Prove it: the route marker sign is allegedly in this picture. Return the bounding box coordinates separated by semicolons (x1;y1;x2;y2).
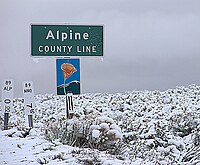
31;24;103;57
23;81;35;127
1;79;14;130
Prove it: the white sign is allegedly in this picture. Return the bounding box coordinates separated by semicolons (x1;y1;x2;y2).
1;79;14;114
23;81;35;116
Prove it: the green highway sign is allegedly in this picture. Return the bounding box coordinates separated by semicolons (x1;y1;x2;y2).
31;24;103;57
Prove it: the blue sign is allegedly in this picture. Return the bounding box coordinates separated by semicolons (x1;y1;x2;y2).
56;59;80;95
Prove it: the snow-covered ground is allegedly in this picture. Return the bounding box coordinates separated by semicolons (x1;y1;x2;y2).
1;84;200;164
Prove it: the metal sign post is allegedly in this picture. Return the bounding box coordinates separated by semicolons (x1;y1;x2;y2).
1;79;14;130
23;81;35;127
66;92;73;119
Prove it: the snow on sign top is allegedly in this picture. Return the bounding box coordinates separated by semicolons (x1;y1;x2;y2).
31;24;104;57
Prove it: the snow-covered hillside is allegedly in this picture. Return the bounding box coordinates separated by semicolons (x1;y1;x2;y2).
1;84;200;164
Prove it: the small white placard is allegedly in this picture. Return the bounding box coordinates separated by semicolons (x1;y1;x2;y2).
1;79;14;114
23;81;35;116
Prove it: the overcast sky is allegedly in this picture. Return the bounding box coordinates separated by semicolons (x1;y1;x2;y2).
1;0;200;97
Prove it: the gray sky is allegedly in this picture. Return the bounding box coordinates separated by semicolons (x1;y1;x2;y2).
1;0;200;97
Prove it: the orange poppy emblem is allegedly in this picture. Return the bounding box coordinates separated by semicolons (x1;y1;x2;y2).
61;63;77;79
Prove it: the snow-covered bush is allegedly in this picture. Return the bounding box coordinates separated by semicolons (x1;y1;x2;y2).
43;109;122;152
169;110;200;137
89;115;122;150
43;117;66;142
193;130;200;146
